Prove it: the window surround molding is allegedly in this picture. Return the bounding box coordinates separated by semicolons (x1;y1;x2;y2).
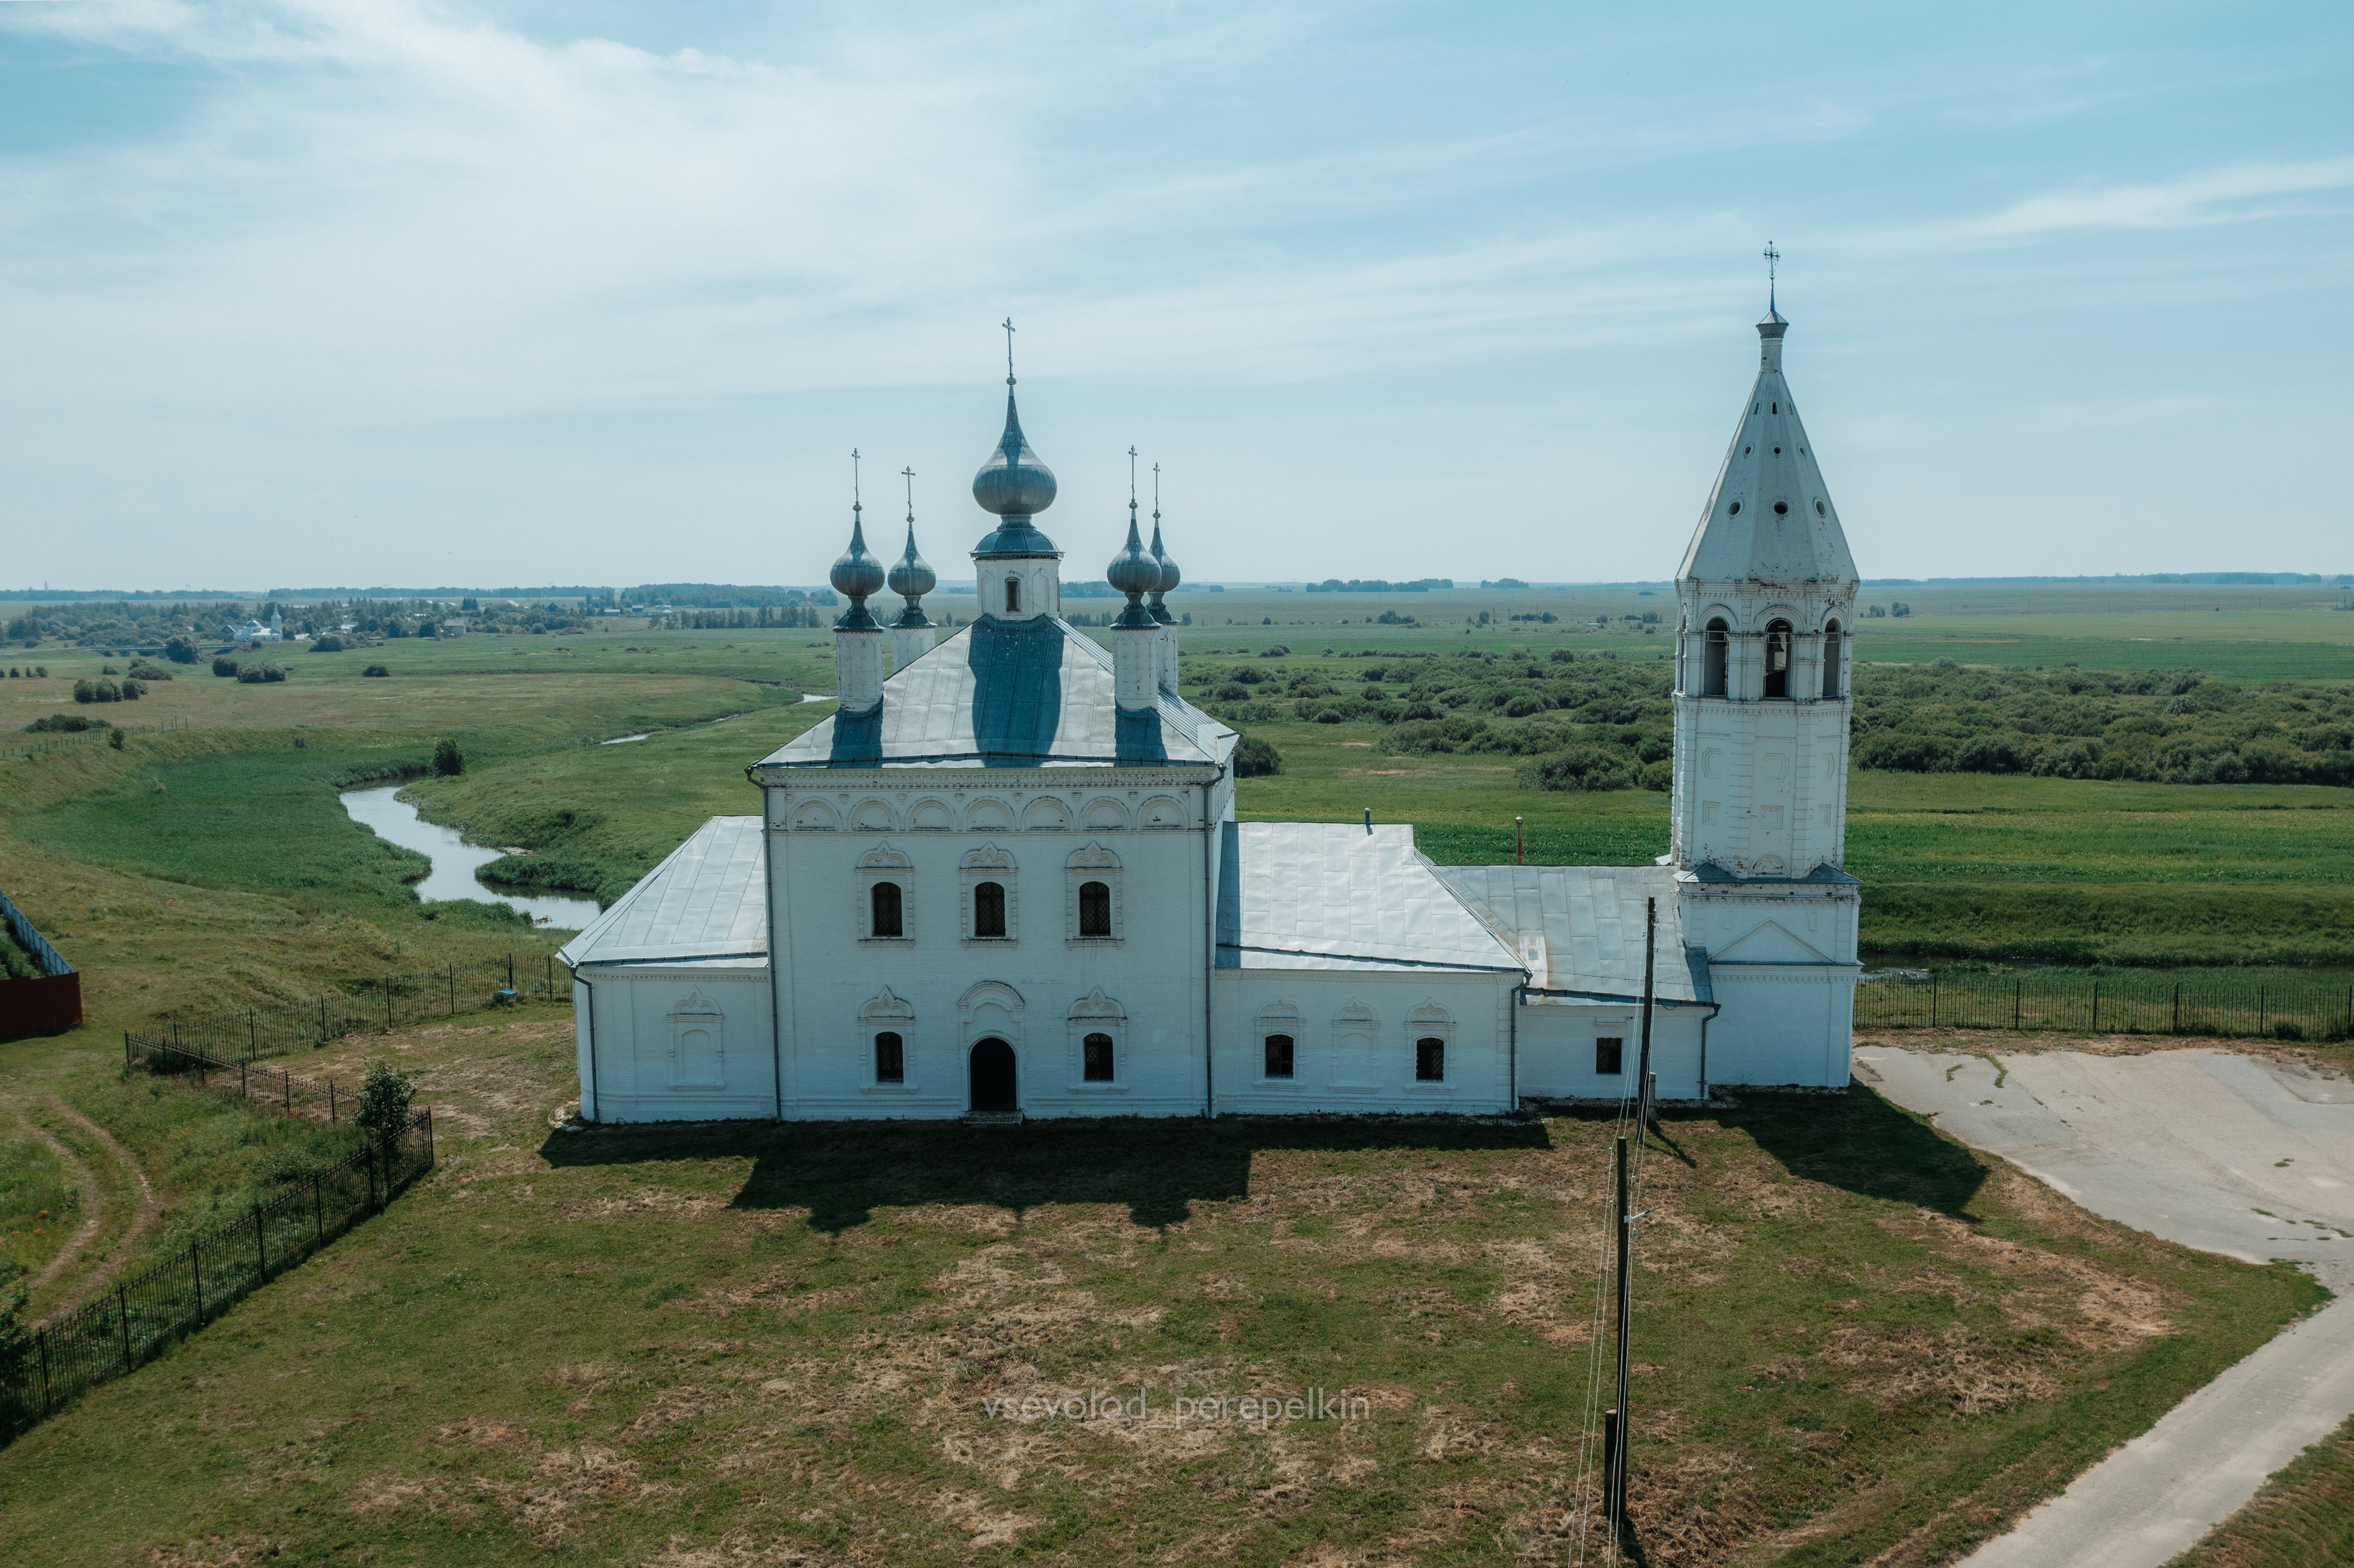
856;842;915;945
1064;841;1123;946
1405;1001;1455;1094
666;989;727;1090
859;987;918;1094
1253;1001;1304;1090
1328;1000;1379;1094
1064;988;1128;1093
960;841;1018;946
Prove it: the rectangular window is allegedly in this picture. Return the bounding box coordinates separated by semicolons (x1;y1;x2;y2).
875;1031;904;1084
1083;1032;1114;1082
1263;1033;1294;1079
1415;1036;1445;1082
973;880;1007;938
870;880;903;937
1595;1036;1623;1075
1078;880;1112;937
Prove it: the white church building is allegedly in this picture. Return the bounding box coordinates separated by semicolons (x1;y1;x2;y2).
558;298;1862;1121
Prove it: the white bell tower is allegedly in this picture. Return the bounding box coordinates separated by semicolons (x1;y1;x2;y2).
1667;255;1863;1089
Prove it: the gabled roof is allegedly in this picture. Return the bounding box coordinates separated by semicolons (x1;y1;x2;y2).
755;617;1231;770
1216;823;1526;973
558;816;767;967
1678;312;1858;588
1434;864;1711;1004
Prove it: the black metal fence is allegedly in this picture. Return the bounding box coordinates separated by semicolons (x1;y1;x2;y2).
1856;972;2354;1042
0;1107;433;1437
152;951;569;1062
125;1030;388;1124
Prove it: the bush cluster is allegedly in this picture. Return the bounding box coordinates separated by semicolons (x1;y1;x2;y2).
71;677;143;703
23;713;95;733
235;664;288;684
1851;664;2354;785
6;667;50;678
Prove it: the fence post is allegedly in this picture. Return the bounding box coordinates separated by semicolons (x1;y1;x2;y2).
2260;988;2267;1038
240;1060;248;1098
119;1284;133;1373
37;1327;50;1410
254;1203;267;1280
2174;983;2182;1035
314;1175;324;1244
2014;979;2021;1031
248;1007;256;1060
2092;982;2100;1034
329;1081;336;1124
192;1243;203;1322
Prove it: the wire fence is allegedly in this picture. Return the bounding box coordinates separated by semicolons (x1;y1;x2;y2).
1855;972;2354;1042
3;717;194;762
152;952;569;1062
0;1105;433;1438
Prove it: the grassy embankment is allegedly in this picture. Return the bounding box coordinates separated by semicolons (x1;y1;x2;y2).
0;1008;2325;1565
2173;1414;2354;1566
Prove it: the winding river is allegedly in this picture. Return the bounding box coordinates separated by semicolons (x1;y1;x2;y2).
340;787;605;929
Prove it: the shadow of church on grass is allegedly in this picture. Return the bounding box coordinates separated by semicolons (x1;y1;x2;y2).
1704;1084;1991;1219
536;1114;1554;1232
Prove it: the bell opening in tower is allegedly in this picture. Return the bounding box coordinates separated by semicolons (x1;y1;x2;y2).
1703;620;1729;697
1764;621;1792;698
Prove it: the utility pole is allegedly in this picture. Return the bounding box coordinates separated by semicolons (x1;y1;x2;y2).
1636;897;1657;1135
1515;815;1523;865
1606;1132;1633;1527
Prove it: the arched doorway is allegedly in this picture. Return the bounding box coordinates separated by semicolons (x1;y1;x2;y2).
969;1037;1018;1112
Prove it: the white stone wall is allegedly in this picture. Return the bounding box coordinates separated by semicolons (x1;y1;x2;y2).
1694;964;1856;1088
834;628;885;712
1670;580;1854;877
764;768;1220;1118
1513;998;1708;1101
573;965;778;1123
972;558;1063;622
1211;969;1516;1116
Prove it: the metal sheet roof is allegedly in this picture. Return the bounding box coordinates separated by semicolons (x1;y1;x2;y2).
1434;864;1711;1004
755;618;1230;770
558;816;768;967
1218;822;1524;974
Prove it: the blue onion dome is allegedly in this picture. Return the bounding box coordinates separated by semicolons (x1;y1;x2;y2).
971;389;1060;557
830;511;885;629
1147;519;1179;625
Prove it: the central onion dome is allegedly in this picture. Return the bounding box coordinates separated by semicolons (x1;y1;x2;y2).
829;504;885;630
971;386;1060;558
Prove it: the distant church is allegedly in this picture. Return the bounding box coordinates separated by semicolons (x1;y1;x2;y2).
558;296;1862;1121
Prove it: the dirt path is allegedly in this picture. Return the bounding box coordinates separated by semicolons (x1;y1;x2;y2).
3;1095;162;1323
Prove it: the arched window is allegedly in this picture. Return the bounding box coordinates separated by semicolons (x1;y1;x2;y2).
1078;880;1111;937
1703;619;1729;697
870;880;903;938
1821;620;1843;699
1763;620;1793;699
1415;1036;1446;1082
874;1031;904;1084
1004;575;1021;614
973;880;1007;937
1083;1032;1115;1081
1263;1034;1295;1079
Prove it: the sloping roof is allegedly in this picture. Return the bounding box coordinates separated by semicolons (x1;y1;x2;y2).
558;816;767;967
1434;864;1711;1004
755;617;1231;770
1217;823;1525;973
1677;315;1858;587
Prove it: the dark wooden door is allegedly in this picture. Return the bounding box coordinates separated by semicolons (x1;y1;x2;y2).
969;1037;1017;1112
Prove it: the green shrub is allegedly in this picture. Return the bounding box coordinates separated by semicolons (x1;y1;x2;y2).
108;727;125;751
164;636;199;664
72;679;95;703
118;679;144;701
433;737;465;776
236;664;287;684
1232;735;1282;778
310;635;346;653
212;655;238;677
24;713;94;733
363;664;390;678
355;1060;417;1142
1518;747;1637;792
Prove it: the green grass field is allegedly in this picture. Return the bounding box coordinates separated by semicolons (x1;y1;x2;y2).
0;586;2349;1558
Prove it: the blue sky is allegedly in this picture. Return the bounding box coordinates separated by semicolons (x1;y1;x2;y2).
2;1;2348;591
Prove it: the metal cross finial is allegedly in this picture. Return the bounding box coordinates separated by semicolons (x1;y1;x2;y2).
1763;242;1780;311
1127;446;1139;513
851;448;862;515
901;466;916;521
1152;461;1161;522
1002;318;1016;385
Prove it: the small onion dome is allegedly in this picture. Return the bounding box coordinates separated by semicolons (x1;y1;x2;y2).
971;389;1060;557
1147;519;1180;625
1107;511;1160;626
830;512;885;630
887;524;936;601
